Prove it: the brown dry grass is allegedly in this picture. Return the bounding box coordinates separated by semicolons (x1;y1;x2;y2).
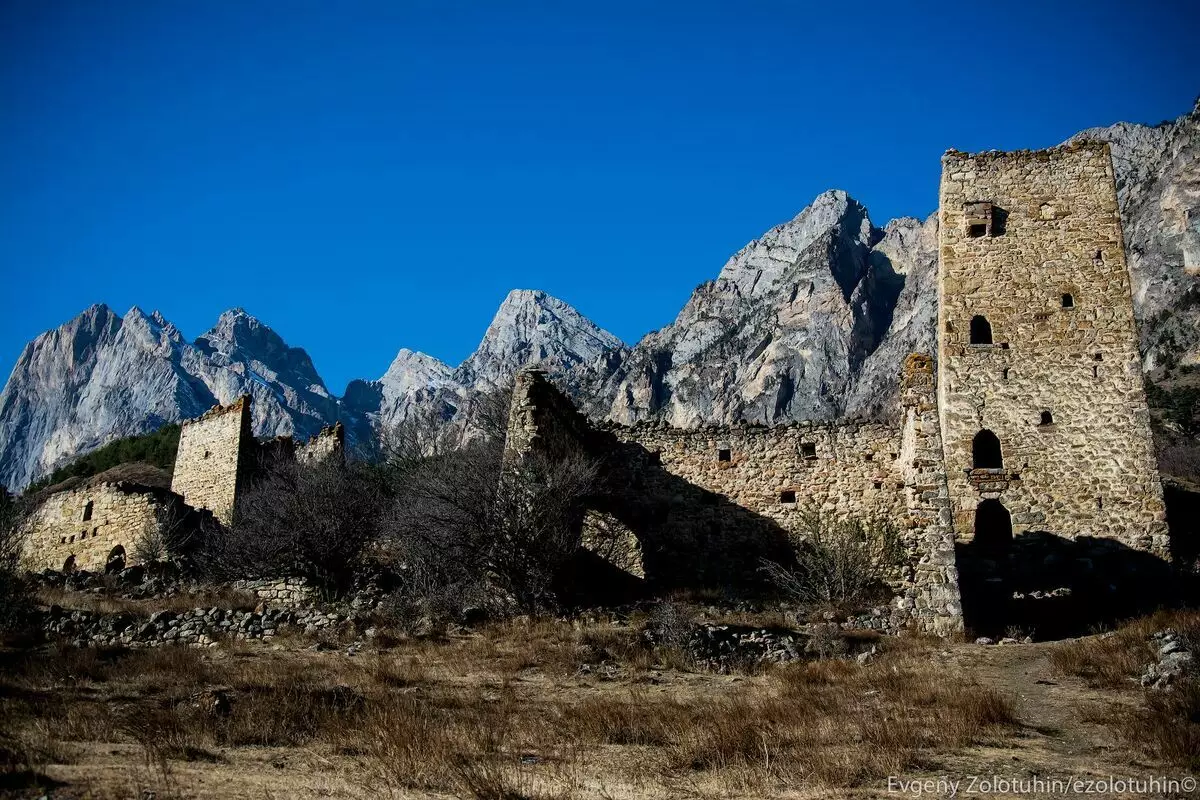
11;612;1188;799
1051;608;1200;770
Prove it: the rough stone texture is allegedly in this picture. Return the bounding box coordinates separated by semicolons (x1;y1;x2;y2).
1069;100;1200;372
505;363;963;634
296;422;345;464
20;481;179;572
938;143;1168;553
171;396;253;525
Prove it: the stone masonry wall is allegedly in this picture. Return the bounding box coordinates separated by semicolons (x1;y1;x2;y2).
21;483;173;572
506;367;964;633
170;396;252;525
296;422;346;464
937;143;1168;553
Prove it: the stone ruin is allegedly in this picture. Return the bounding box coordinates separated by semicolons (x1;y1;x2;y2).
502;141;1172;638
20;396;344;573
19;141;1175;638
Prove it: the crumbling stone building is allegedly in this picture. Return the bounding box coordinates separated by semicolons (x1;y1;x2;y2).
505;142;1170;637
20;397;344;572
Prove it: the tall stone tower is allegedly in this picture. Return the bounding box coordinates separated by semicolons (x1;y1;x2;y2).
936;143;1168;555
170;396;253;525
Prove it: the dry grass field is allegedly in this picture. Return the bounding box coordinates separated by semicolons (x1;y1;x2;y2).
2;609;1197;799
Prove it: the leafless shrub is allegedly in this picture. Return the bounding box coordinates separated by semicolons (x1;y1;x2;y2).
381;386;601;616
760;511;904;610
197;458;391;596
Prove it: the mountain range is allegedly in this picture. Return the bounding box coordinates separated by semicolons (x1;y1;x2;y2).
1;99;1196;491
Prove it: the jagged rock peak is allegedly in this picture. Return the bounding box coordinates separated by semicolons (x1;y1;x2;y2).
380;348;452;394
455;289;623;390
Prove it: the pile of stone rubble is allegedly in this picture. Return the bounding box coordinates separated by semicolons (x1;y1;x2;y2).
1140;629;1195;689
41;604;352;648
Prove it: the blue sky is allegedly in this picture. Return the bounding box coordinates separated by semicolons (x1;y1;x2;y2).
1;1;1196;394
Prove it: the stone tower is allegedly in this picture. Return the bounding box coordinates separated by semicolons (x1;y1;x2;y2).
170;396;253;525
936;143;1168;555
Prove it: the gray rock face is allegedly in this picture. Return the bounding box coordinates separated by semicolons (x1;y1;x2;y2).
0;305;339;490
567;191;929;426
341;289;622;444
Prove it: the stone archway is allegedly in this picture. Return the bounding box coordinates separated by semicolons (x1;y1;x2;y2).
62;554;77;573
105;545;126;574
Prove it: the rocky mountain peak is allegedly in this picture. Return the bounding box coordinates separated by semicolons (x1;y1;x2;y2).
380;348;452;395
454;289;623;391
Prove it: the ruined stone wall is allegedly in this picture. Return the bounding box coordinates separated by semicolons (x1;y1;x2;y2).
170;396;252;525
603;420;907;532
296;422;345;465
505;368;964;633
21;483;173;572
895;354;962;635
937;143;1168;553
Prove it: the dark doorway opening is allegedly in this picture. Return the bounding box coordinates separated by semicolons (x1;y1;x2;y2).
957;500;1013;637
105;545;126;574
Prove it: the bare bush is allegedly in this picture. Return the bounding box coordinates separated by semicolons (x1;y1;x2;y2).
760;511;904;610
377;386;602;617
196;458;391;596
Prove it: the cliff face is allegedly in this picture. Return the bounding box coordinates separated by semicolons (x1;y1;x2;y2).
0;306;338;490
3;100;1196;489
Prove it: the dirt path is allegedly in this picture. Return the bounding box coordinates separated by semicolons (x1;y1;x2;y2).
862;641;1164;799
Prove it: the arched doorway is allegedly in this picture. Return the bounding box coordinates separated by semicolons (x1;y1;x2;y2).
956;499;1013;637
62;554;76;573
975;499;1013;549
105;545;126;574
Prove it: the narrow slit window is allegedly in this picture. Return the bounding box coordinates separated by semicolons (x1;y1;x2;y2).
81;500;93;522
1002;368;1010;380
779;490;797;503
1039;410;1054;426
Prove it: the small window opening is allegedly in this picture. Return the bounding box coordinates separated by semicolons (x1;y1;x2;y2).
944;321;954;333
864;453;874;462
1093;353;1103;361
969;315;993;345
1061;293;1074;309
68;535;75;543
59;536;66;544
873;481;882;490
972;430;1003;470
1039;410;1054;426
779;490;797;503
1093;366;1099;378
717;448;731;462
964;201;993;237
62;555;76;573
1093;249;1104;264
800;443;817;460
203;450;212;459
81;500;93;522
1002;368;1010;380
1096;496;1103;510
